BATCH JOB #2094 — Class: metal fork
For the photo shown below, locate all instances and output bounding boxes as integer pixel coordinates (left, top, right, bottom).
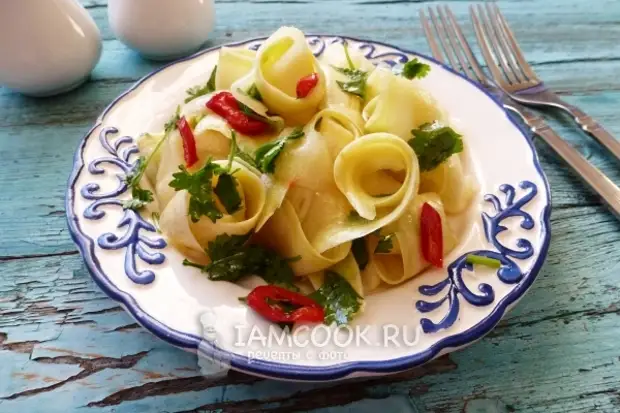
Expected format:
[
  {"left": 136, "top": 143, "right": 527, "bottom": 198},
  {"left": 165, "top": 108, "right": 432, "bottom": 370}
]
[
  {"left": 420, "top": 5, "right": 620, "bottom": 218},
  {"left": 471, "top": 3, "right": 620, "bottom": 162}
]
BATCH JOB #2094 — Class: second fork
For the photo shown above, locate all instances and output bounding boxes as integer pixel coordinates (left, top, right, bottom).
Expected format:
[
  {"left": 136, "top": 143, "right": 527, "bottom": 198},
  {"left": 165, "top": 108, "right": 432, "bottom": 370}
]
[
  {"left": 420, "top": 5, "right": 620, "bottom": 218},
  {"left": 470, "top": 3, "right": 620, "bottom": 162}
]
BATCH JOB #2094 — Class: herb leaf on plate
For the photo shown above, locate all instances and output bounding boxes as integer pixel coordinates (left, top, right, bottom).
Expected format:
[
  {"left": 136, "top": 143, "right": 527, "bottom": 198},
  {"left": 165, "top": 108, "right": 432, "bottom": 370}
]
[
  {"left": 213, "top": 173, "right": 242, "bottom": 214},
  {"left": 333, "top": 42, "right": 369, "bottom": 99},
  {"left": 184, "top": 233, "right": 299, "bottom": 290},
  {"left": 123, "top": 107, "right": 181, "bottom": 211},
  {"left": 169, "top": 132, "right": 247, "bottom": 220},
  {"left": 122, "top": 156, "right": 153, "bottom": 210},
  {"left": 309, "top": 271, "right": 362, "bottom": 325},
  {"left": 214, "top": 132, "right": 243, "bottom": 214},
  {"left": 169, "top": 162, "right": 224, "bottom": 223},
  {"left": 408, "top": 122, "right": 464, "bottom": 172},
  {"left": 399, "top": 58, "right": 431, "bottom": 80},
  {"left": 185, "top": 66, "right": 218, "bottom": 103},
  {"left": 254, "top": 127, "right": 305, "bottom": 174}
]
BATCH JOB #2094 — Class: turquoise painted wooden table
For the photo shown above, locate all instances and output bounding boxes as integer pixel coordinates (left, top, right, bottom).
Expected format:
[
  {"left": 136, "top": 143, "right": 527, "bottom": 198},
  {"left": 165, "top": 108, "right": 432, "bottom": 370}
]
[{"left": 1, "top": 0, "right": 620, "bottom": 411}]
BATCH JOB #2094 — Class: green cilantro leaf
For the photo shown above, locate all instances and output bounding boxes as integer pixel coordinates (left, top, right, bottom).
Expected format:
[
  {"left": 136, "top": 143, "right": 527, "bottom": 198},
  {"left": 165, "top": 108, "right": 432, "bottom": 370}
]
[
  {"left": 254, "top": 128, "right": 304, "bottom": 174},
  {"left": 309, "top": 271, "right": 362, "bottom": 325},
  {"left": 169, "top": 162, "right": 224, "bottom": 223},
  {"left": 260, "top": 253, "right": 299, "bottom": 289},
  {"left": 122, "top": 160, "right": 153, "bottom": 211},
  {"left": 122, "top": 196, "right": 149, "bottom": 211},
  {"left": 207, "top": 232, "right": 252, "bottom": 261},
  {"left": 332, "top": 42, "right": 368, "bottom": 99},
  {"left": 228, "top": 129, "right": 259, "bottom": 170},
  {"left": 333, "top": 67, "right": 368, "bottom": 99},
  {"left": 183, "top": 233, "right": 299, "bottom": 290},
  {"left": 375, "top": 233, "right": 394, "bottom": 254},
  {"left": 213, "top": 131, "right": 244, "bottom": 215},
  {"left": 408, "top": 122, "right": 464, "bottom": 172},
  {"left": 122, "top": 156, "right": 152, "bottom": 210},
  {"left": 184, "top": 66, "right": 218, "bottom": 103},
  {"left": 246, "top": 83, "right": 263, "bottom": 102},
  {"left": 254, "top": 142, "right": 283, "bottom": 173},
  {"left": 332, "top": 41, "right": 368, "bottom": 99},
  {"left": 124, "top": 108, "right": 180, "bottom": 211},
  {"left": 214, "top": 173, "right": 242, "bottom": 214},
  {"left": 401, "top": 58, "right": 431, "bottom": 80},
  {"left": 164, "top": 105, "right": 181, "bottom": 134},
  {"left": 351, "top": 238, "right": 369, "bottom": 270},
  {"left": 170, "top": 133, "right": 247, "bottom": 220}
]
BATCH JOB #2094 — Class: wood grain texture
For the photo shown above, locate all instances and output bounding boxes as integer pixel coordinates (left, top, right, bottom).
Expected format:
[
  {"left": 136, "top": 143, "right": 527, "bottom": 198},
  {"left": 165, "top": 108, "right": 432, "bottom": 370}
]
[{"left": 0, "top": 0, "right": 619, "bottom": 411}]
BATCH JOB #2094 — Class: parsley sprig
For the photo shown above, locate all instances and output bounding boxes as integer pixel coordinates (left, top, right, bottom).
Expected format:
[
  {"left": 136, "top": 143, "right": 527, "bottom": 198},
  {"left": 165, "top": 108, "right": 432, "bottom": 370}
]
[
  {"left": 399, "top": 58, "right": 431, "bottom": 80},
  {"left": 183, "top": 233, "right": 299, "bottom": 290},
  {"left": 123, "top": 107, "right": 180, "bottom": 210},
  {"left": 408, "top": 122, "right": 464, "bottom": 172},
  {"left": 309, "top": 271, "right": 362, "bottom": 325},
  {"left": 169, "top": 162, "right": 224, "bottom": 223},
  {"left": 333, "top": 42, "right": 369, "bottom": 99},
  {"left": 213, "top": 133, "right": 243, "bottom": 214},
  {"left": 185, "top": 66, "right": 217, "bottom": 103},
  {"left": 254, "top": 128, "right": 305, "bottom": 174},
  {"left": 169, "top": 132, "right": 244, "bottom": 222}
]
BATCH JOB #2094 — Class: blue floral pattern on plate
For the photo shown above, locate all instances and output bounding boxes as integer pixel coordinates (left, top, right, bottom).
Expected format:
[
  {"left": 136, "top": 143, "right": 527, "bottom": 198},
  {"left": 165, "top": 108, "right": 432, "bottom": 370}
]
[
  {"left": 81, "top": 127, "right": 166, "bottom": 285},
  {"left": 416, "top": 181, "right": 537, "bottom": 333}
]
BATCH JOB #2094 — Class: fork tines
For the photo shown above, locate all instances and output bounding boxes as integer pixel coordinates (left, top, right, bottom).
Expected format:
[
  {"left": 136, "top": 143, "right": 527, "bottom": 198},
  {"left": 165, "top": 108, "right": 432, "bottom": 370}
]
[
  {"left": 470, "top": 3, "right": 539, "bottom": 90},
  {"left": 419, "top": 5, "right": 486, "bottom": 84}
]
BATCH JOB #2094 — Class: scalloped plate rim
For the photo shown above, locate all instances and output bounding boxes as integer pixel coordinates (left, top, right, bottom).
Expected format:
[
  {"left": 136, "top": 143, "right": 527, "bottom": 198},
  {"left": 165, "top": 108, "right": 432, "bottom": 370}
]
[{"left": 65, "top": 34, "right": 552, "bottom": 381}]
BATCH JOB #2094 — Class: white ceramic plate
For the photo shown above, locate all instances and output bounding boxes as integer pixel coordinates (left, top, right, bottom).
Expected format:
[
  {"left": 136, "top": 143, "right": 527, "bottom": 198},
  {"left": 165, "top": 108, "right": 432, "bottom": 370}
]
[{"left": 67, "top": 35, "right": 551, "bottom": 381}]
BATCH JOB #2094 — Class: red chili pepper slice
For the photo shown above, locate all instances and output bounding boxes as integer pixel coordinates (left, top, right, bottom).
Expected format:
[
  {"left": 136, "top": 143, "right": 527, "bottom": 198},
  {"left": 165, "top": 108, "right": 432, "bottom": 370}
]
[
  {"left": 296, "top": 72, "right": 319, "bottom": 99},
  {"left": 245, "top": 285, "right": 325, "bottom": 323},
  {"left": 206, "top": 91, "right": 270, "bottom": 136},
  {"left": 176, "top": 116, "right": 198, "bottom": 167},
  {"left": 420, "top": 202, "right": 443, "bottom": 268}
]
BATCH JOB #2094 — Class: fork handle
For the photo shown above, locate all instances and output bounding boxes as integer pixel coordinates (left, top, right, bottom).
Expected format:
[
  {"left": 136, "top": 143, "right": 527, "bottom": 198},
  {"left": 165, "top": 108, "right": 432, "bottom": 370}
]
[
  {"left": 524, "top": 112, "right": 620, "bottom": 218},
  {"left": 564, "top": 105, "right": 620, "bottom": 161}
]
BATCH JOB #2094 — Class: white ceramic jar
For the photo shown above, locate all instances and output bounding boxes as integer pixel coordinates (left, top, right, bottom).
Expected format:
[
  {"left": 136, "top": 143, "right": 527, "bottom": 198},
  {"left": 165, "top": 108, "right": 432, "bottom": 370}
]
[
  {"left": 0, "top": 0, "right": 102, "bottom": 97},
  {"left": 108, "top": 0, "right": 216, "bottom": 61}
]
